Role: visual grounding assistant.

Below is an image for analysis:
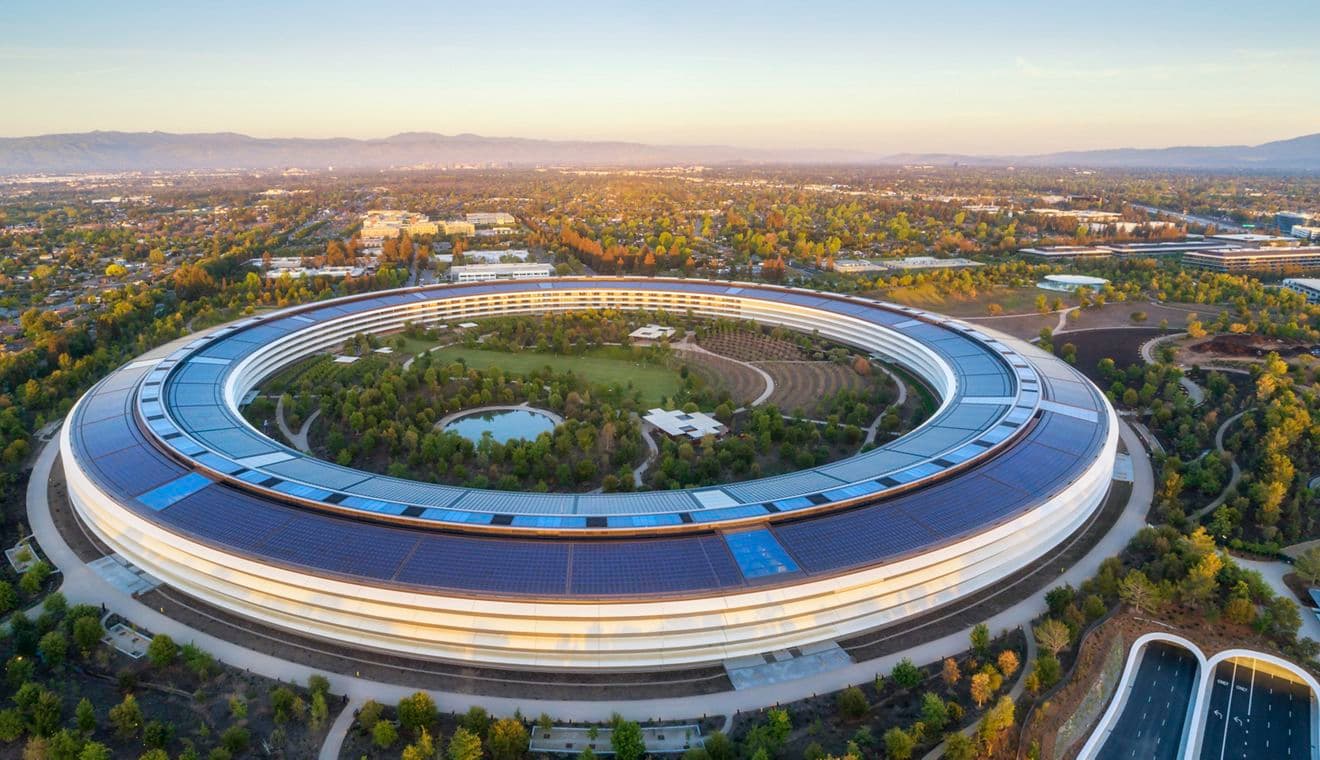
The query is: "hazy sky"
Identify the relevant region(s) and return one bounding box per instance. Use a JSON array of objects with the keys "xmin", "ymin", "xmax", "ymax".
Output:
[{"xmin": 4, "ymin": 0, "xmax": 1318, "ymax": 154}]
